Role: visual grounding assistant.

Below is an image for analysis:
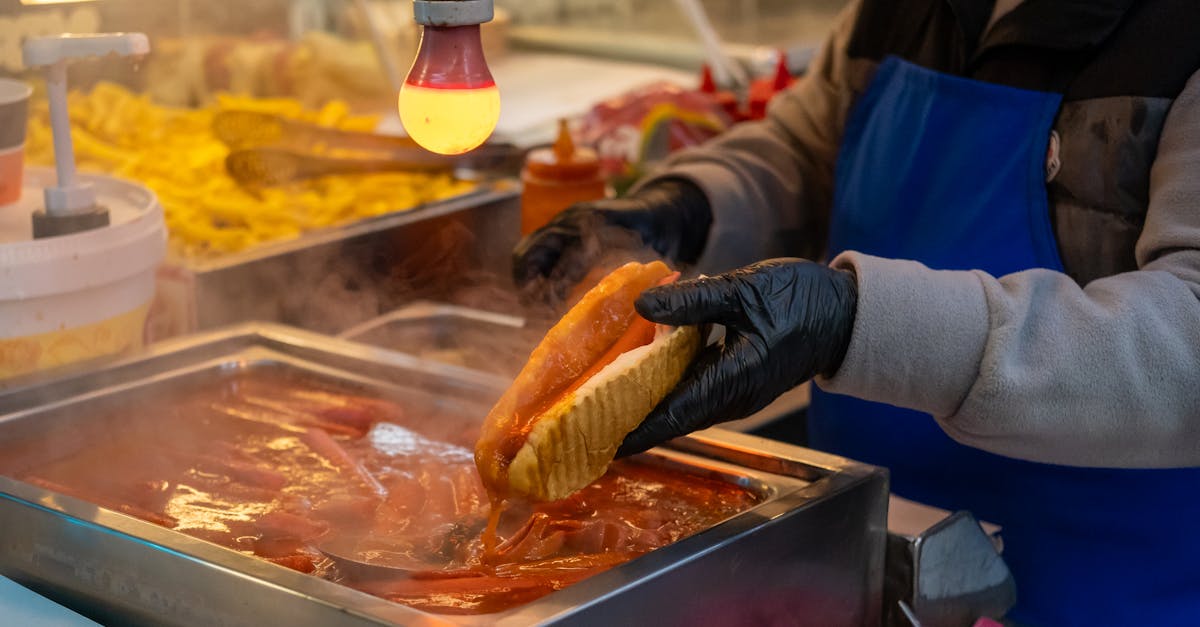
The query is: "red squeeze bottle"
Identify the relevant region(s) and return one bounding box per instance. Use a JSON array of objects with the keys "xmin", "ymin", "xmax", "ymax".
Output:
[
  {"xmin": 520, "ymin": 120, "xmax": 606, "ymax": 235},
  {"xmin": 747, "ymin": 52, "xmax": 796, "ymax": 120},
  {"xmin": 699, "ymin": 64, "xmax": 740, "ymax": 120}
]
